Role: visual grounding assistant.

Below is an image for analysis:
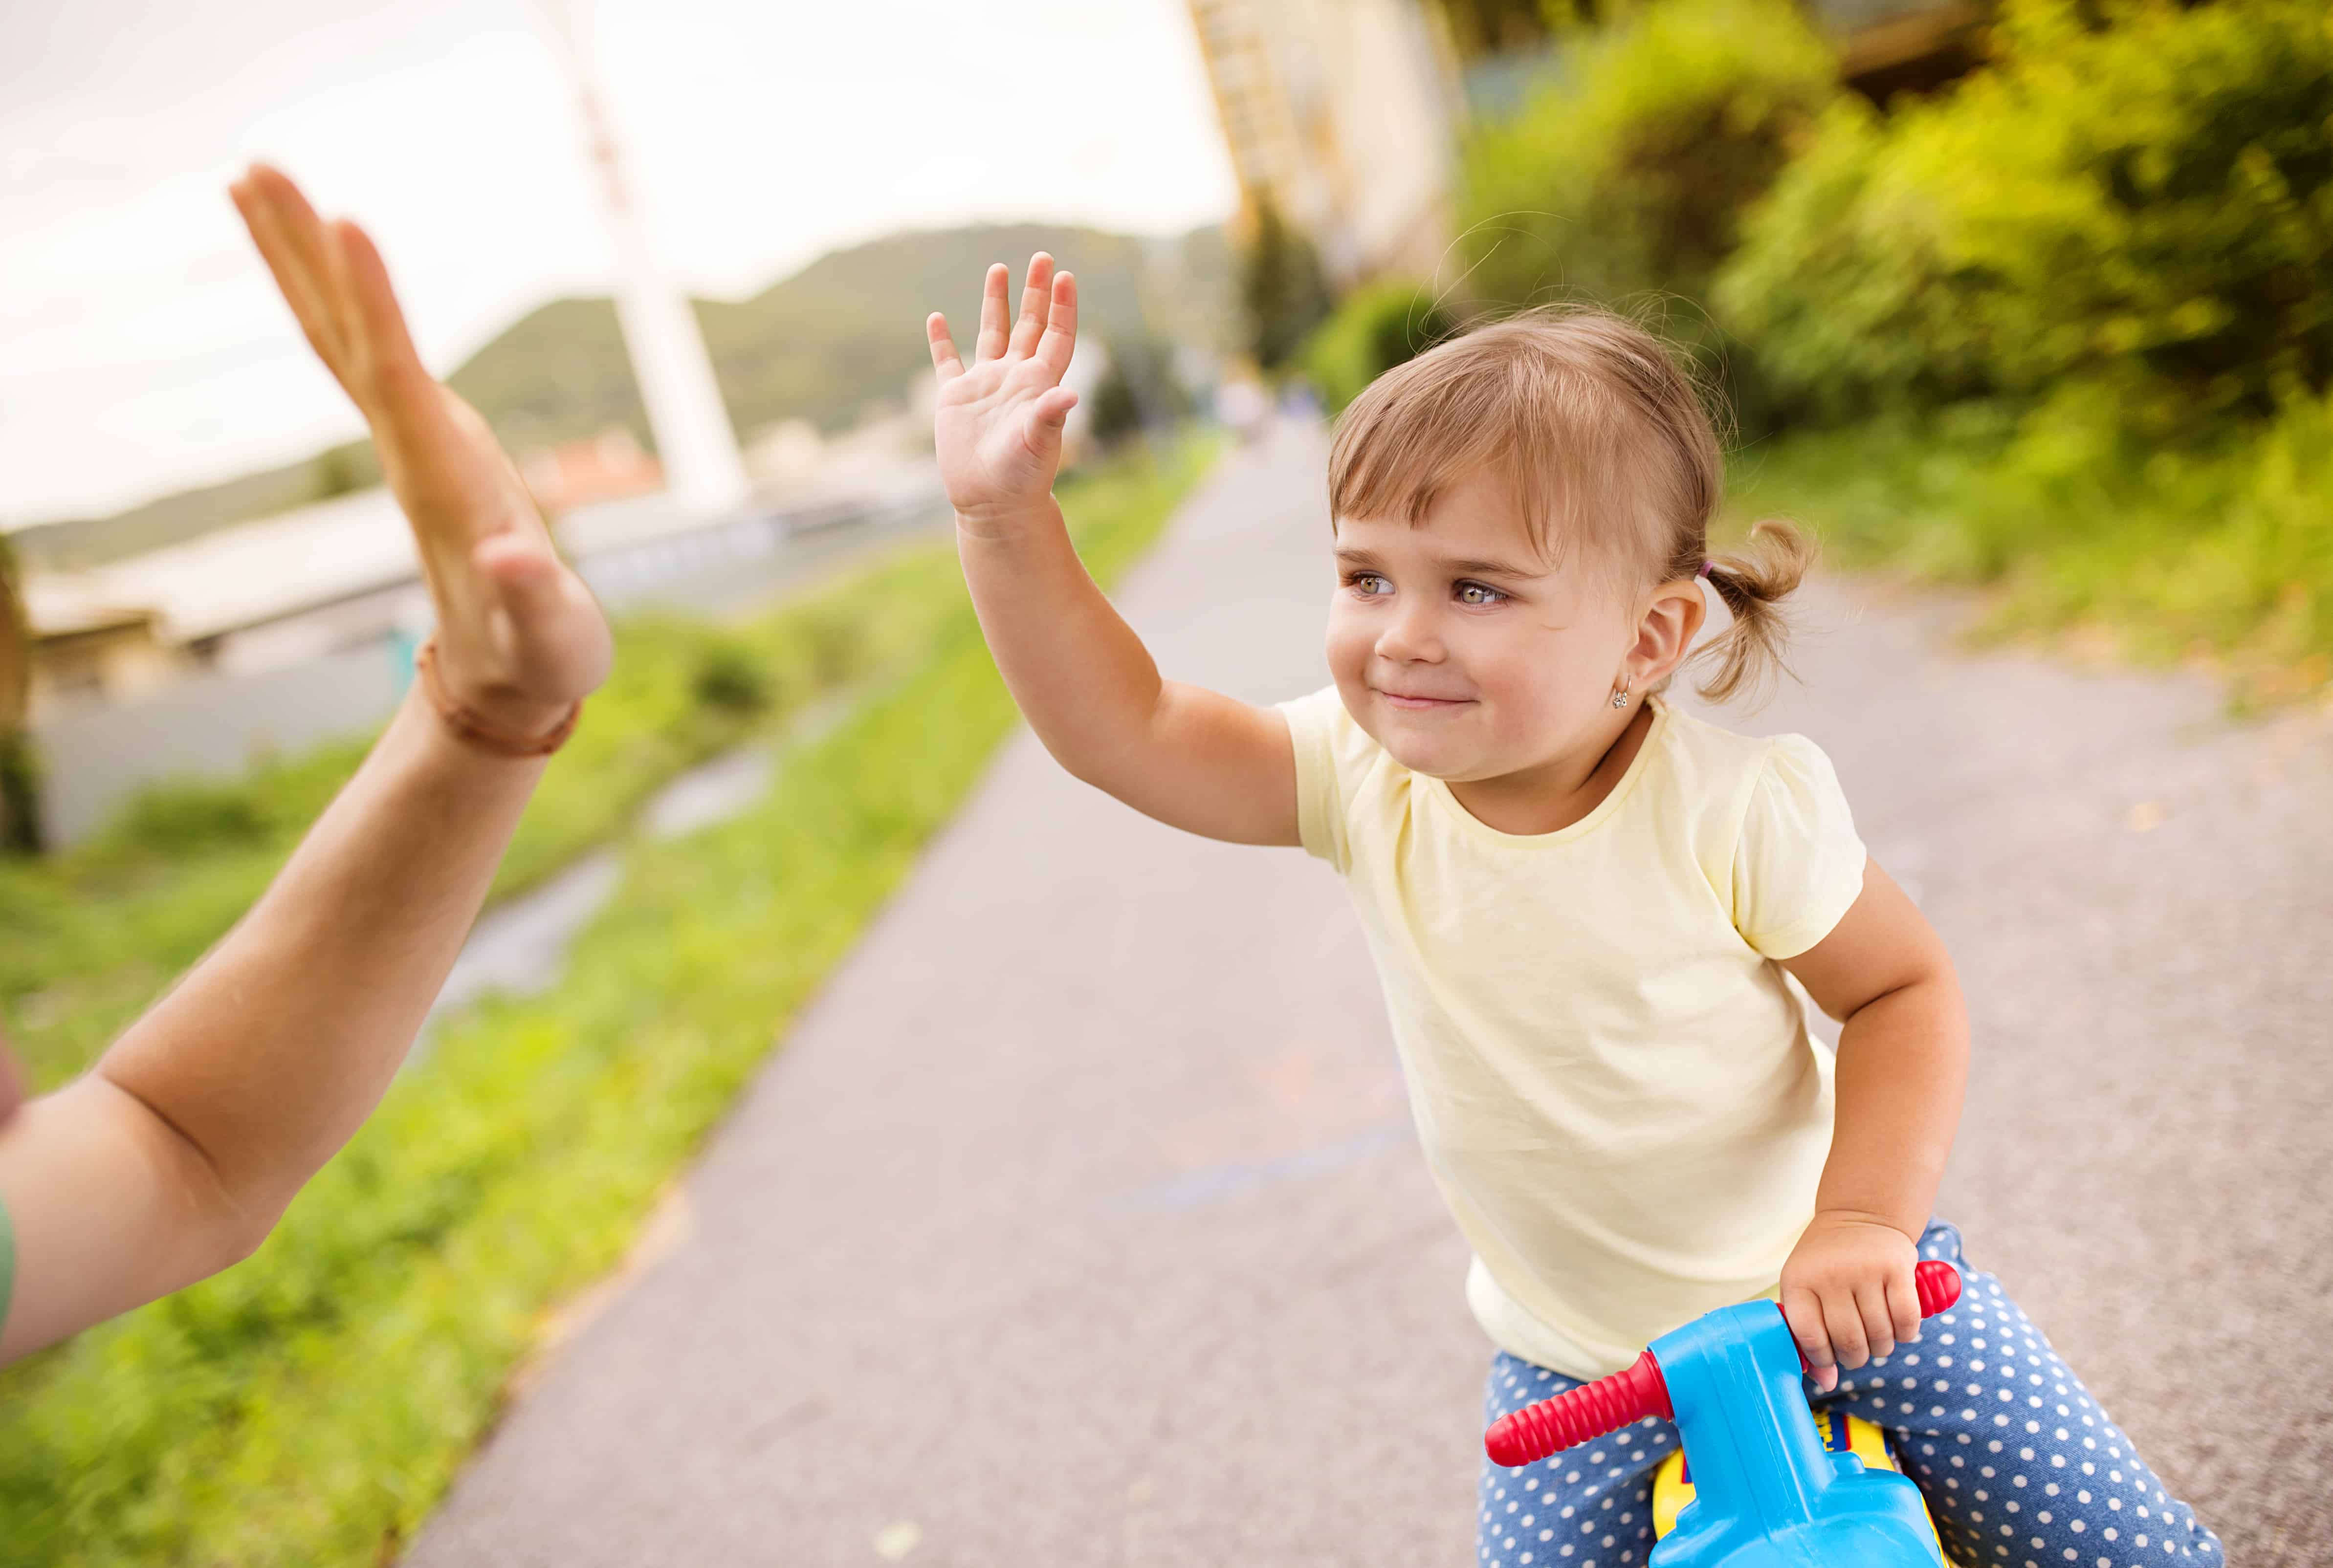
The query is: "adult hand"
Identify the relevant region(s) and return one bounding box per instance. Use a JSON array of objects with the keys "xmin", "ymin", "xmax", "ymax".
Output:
[{"xmin": 228, "ymin": 162, "xmax": 611, "ymax": 740}]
